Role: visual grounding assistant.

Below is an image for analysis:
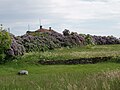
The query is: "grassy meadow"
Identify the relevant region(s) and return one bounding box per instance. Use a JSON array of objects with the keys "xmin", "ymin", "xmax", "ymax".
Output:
[{"xmin": 0, "ymin": 44, "xmax": 120, "ymax": 90}]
